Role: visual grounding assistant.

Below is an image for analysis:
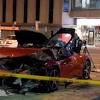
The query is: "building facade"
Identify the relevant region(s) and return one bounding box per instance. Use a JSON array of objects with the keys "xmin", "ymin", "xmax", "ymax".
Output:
[
  {"xmin": 70, "ymin": 0, "xmax": 100, "ymax": 17},
  {"xmin": 69, "ymin": 0, "xmax": 100, "ymax": 46},
  {"xmin": 0, "ymin": 0, "xmax": 63, "ymax": 38},
  {"xmin": 62, "ymin": 0, "xmax": 74, "ymax": 27}
]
